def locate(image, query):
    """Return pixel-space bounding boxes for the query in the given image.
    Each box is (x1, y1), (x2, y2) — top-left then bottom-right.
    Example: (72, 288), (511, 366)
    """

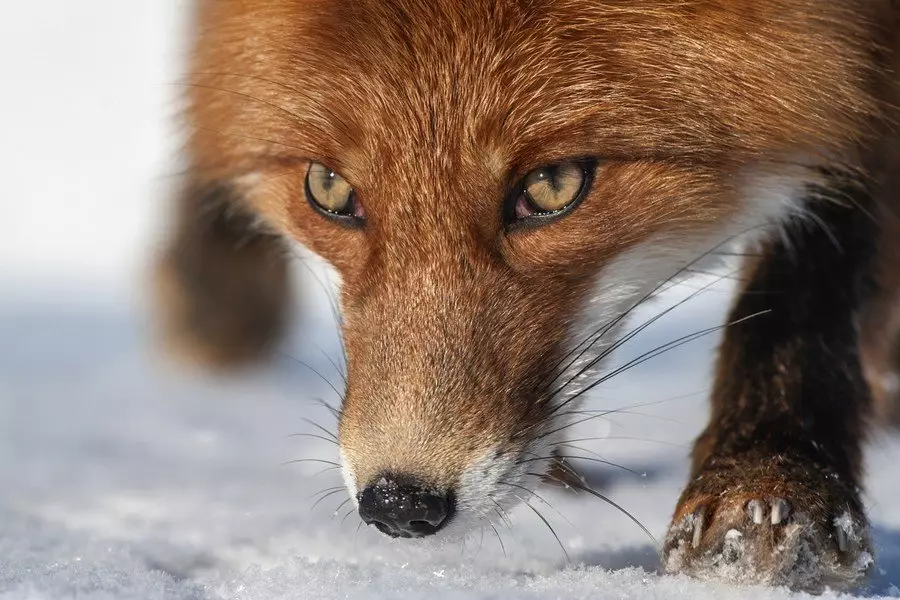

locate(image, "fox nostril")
(356, 475), (454, 538)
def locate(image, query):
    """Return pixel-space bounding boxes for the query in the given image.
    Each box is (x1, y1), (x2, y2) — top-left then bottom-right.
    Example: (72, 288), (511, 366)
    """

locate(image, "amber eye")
(305, 162), (364, 223)
(508, 160), (595, 226)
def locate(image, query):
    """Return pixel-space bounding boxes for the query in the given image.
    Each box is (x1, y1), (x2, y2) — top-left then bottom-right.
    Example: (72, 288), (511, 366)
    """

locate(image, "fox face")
(180, 0), (889, 539)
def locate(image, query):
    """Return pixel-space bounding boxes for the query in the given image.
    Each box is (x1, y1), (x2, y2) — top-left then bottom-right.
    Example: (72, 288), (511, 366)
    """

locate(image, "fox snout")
(334, 247), (585, 537)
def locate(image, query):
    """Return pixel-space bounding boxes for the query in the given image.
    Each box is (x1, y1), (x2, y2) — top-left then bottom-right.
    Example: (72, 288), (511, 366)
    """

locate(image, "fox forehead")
(190, 0), (880, 177)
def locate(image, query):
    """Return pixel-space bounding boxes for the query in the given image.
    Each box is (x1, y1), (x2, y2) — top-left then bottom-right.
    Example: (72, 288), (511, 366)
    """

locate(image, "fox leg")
(663, 173), (879, 592)
(154, 183), (292, 369)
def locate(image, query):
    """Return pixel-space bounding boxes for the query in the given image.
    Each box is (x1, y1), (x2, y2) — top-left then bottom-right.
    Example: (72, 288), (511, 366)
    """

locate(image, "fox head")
(181, 0), (890, 538)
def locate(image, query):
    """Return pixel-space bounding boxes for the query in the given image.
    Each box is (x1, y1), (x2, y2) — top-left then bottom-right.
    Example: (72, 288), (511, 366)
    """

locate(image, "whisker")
(308, 485), (345, 500)
(562, 436), (688, 449)
(285, 432), (338, 446)
(518, 496), (570, 563)
(307, 397), (341, 420)
(546, 268), (738, 411)
(498, 481), (576, 530)
(552, 390), (707, 425)
(541, 310), (769, 437)
(282, 458), (341, 467)
(312, 465), (343, 477)
(332, 497), (353, 520)
(491, 498), (514, 530)
(280, 354), (345, 401)
(557, 408), (687, 428)
(300, 417), (339, 442)
(490, 523), (507, 558)
(288, 248), (343, 330)
(529, 471), (659, 551)
(310, 488), (347, 512)
(519, 453), (643, 478)
(315, 342), (347, 386)
(535, 225), (765, 394)
(287, 249), (349, 369)
(340, 507), (357, 529)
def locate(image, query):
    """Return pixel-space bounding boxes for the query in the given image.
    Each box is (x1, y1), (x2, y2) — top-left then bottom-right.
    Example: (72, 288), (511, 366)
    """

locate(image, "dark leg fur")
(664, 174), (880, 591)
(154, 183), (292, 369)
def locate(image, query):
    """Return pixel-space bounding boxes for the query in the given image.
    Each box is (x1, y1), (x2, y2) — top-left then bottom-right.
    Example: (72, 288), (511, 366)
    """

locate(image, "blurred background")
(1, 3), (898, 599)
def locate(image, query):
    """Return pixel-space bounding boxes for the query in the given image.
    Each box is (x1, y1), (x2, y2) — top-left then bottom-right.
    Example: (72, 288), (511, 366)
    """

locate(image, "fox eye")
(508, 160), (595, 226)
(306, 162), (364, 223)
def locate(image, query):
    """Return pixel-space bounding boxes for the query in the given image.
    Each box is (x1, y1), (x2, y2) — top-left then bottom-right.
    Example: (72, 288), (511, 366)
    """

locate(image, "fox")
(155, 0), (900, 592)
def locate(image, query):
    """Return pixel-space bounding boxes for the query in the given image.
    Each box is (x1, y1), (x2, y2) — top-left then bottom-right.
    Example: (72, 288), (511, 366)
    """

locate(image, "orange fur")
(160, 0), (900, 585)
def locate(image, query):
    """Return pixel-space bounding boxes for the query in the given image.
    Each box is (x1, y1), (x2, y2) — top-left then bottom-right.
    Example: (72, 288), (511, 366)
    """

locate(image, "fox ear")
(153, 181), (293, 370)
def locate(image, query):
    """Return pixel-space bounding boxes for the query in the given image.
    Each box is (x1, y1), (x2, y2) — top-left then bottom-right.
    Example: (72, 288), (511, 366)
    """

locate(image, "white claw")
(692, 509), (705, 549)
(771, 499), (790, 525)
(836, 525), (848, 552)
(747, 499), (765, 525)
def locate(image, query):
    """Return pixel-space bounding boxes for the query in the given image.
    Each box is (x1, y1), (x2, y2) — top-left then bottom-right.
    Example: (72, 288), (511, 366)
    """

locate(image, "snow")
(2, 2), (900, 599)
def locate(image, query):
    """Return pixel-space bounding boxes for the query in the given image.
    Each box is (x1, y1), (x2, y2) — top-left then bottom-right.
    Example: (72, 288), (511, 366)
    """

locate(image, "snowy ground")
(2, 2), (900, 599)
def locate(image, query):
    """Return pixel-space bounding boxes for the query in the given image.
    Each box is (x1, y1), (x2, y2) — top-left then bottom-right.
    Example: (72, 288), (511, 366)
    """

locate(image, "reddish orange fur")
(162, 0), (900, 586)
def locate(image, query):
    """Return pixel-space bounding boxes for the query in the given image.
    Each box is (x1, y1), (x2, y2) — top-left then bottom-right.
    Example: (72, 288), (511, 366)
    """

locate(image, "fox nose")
(357, 475), (453, 538)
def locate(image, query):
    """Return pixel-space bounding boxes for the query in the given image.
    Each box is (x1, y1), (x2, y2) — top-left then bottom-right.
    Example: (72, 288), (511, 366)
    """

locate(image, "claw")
(771, 499), (791, 525)
(692, 508), (706, 549)
(836, 524), (848, 552)
(747, 499), (766, 525)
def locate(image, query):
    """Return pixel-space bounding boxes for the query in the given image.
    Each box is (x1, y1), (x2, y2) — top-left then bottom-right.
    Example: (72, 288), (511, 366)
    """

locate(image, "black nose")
(357, 475), (453, 538)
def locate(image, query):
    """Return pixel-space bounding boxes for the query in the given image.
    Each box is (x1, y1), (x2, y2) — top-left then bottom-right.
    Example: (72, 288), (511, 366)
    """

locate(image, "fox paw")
(663, 458), (873, 592)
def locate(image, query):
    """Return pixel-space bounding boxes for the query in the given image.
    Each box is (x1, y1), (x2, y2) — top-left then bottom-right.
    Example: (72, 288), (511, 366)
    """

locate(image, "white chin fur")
(339, 449), (360, 509)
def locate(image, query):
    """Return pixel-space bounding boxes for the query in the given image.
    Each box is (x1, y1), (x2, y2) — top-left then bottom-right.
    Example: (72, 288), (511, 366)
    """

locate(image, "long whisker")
(332, 497), (353, 519)
(556, 408), (687, 427)
(287, 249), (349, 370)
(552, 390), (707, 425)
(308, 485), (345, 500)
(529, 471), (659, 551)
(519, 453), (644, 478)
(545, 268), (737, 409)
(312, 465), (343, 477)
(491, 498), (514, 530)
(300, 417), (339, 442)
(490, 523), (507, 558)
(542, 310), (770, 436)
(280, 354), (345, 401)
(288, 249), (343, 331)
(315, 342), (347, 386)
(308, 397), (341, 420)
(340, 507), (357, 529)
(282, 458), (341, 467)
(285, 432), (338, 446)
(310, 488), (347, 512)
(535, 225), (764, 394)
(561, 436), (688, 449)
(498, 481), (576, 530)
(512, 494), (570, 563)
